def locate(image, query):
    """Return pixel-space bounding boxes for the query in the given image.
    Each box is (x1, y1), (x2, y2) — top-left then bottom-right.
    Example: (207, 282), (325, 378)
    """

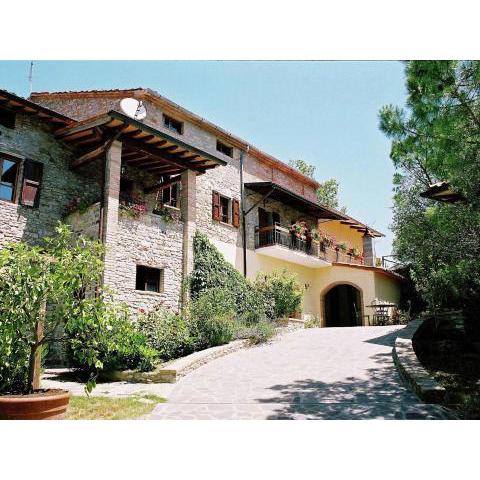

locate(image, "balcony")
(254, 224), (365, 268)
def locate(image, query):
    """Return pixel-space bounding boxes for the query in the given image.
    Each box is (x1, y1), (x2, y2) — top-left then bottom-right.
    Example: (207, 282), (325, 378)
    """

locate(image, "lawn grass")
(66, 393), (166, 420)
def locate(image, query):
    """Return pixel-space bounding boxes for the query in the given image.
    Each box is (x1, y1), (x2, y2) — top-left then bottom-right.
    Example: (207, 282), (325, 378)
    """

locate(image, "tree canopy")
(288, 159), (345, 211)
(379, 61), (480, 331)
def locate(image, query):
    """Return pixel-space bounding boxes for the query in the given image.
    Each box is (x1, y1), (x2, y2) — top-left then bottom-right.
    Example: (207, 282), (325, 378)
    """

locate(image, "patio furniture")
(366, 303), (396, 326)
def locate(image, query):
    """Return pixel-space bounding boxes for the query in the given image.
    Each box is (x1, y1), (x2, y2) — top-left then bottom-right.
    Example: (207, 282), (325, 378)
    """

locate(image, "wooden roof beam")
(144, 174), (182, 194)
(124, 138), (202, 172)
(71, 142), (107, 169)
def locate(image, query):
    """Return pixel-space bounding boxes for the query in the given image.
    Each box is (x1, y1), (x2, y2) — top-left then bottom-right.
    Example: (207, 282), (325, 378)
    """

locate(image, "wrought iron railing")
(254, 224), (364, 265)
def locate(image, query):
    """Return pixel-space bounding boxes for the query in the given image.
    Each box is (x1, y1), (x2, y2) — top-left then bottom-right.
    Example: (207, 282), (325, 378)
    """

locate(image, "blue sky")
(0, 60), (407, 257)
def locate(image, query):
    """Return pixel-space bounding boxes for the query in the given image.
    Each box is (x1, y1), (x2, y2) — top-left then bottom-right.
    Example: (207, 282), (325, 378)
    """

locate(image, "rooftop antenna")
(28, 61), (34, 96)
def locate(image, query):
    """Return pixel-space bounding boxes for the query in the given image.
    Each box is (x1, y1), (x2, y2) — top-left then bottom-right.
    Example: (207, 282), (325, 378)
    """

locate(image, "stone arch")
(320, 281), (365, 327)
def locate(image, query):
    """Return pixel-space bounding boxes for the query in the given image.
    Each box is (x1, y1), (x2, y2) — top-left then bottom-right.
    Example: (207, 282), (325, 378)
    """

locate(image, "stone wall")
(31, 94), (319, 250)
(109, 213), (184, 313)
(64, 202), (101, 239)
(0, 113), (99, 248)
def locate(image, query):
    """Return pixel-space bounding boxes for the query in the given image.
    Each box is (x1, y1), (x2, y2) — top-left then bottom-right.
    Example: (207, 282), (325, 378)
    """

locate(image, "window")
(161, 182), (179, 208)
(0, 157), (19, 202)
(216, 140), (233, 158)
(220, 195), (230, 223)
(163, 114), (183, 135)
(212, 191), (240, 227)
(135, 266), (164, 293)
(0, 107), (16, 129)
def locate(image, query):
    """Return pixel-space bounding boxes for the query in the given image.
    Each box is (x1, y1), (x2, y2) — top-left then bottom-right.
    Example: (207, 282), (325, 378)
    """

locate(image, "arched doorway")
(324, 284), (362, 327)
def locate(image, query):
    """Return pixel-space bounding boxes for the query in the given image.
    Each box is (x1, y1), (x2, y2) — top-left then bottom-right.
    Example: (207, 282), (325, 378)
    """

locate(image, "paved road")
(150, 325), (452, 420)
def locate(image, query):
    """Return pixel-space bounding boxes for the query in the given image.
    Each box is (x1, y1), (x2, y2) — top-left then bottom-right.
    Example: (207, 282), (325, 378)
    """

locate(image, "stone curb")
(393, 318), (446, 404)
(101, 339), (249, 384)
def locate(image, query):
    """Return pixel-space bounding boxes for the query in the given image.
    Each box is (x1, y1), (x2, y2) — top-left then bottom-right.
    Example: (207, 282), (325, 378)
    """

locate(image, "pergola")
(55, 110), (227, 182)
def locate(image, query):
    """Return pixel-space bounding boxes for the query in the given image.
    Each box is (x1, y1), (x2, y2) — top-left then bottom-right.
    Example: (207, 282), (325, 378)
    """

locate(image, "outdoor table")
(366, 303), (397, 326)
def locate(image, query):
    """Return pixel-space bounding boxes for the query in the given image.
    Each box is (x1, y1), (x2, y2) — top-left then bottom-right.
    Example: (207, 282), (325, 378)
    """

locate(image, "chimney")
(362, 229), (375, 266)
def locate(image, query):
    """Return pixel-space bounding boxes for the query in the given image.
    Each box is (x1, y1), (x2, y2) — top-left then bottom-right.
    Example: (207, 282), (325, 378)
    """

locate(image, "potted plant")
(0, 224), (106, 420)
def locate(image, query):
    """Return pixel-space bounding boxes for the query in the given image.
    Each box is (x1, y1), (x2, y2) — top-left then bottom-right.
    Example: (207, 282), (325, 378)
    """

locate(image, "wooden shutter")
(21, 159), (43, 208)
(232, 198), (240, 227)
(212, 191), (221, 221)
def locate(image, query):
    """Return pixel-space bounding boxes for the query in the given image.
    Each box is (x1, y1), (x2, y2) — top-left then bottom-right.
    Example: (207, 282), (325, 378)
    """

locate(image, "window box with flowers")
(119, 192), (147, 219)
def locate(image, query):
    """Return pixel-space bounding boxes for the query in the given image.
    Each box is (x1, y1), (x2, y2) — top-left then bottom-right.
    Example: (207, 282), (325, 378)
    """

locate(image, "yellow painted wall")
(374, 272), (401, 305)
(213, 239), (401, 326)
(318, 219), (364, 251)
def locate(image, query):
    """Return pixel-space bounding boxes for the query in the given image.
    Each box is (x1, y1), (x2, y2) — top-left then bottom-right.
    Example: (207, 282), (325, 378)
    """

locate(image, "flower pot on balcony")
(0, 389), (71, 420)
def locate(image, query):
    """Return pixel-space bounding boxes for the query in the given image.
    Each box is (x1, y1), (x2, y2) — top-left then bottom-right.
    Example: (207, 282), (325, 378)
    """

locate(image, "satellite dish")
(120, 98), (147, 120)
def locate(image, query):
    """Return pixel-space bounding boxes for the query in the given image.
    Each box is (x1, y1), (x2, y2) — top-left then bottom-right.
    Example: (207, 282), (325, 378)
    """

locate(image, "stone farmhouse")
(0, 88), (402, 327)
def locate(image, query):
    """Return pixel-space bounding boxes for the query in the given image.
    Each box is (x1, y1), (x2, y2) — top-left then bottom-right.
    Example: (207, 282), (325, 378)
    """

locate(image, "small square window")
(163, 114), (183, 135)
(135, 266), (164, 293)
(216, 140), (233, 158)
(220, 195), (230, 223)
(0, 157), (19, 202)
(0, 107), (16, 129)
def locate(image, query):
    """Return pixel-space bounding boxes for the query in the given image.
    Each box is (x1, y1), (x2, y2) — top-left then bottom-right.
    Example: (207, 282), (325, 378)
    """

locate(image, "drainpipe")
(240, 145), (250, 277)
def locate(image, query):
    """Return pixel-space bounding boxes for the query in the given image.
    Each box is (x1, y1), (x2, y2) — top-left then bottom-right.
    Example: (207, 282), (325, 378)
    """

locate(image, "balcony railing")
(254, 224), (365, 266)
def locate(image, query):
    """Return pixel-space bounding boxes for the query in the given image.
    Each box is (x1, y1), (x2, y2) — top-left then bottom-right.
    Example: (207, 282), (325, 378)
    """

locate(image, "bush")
(137, 305), (194, 361)
(254, 269), (304, 320)
(235, 282), (271, 325)
(188, 288), (236, 349)
(236, 320), (276, 345)
(65, 295), (158, 374)
(304, 315), (321, 328)
(189, 231), (267, 324)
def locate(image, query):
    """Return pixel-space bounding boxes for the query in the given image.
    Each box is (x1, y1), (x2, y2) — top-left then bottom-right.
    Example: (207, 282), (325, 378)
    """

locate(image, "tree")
(289, 159), (346, 212)
(288, 158), (316, 178)
(316, 178), (347, 213)
(379, 61), (480, 334)
(0, 224), (106, 394)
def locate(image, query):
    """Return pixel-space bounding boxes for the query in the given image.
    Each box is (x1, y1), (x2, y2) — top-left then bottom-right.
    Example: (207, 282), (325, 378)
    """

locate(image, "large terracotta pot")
(0, 389), (71, 420)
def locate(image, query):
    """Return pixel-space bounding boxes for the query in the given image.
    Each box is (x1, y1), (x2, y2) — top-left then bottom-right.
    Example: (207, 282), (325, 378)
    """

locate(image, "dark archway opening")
(324, 284), (362, 327)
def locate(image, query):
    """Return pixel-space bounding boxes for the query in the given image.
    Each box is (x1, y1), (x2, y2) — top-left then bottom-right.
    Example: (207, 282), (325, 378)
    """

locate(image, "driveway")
(150, 326), (452, 420)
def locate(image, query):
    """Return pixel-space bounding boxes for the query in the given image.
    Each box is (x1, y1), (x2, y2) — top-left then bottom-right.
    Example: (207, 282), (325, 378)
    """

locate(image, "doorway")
(324, 284), (362, 327)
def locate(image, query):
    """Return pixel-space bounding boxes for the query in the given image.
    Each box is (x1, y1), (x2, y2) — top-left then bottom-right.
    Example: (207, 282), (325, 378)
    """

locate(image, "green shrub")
(236, 320), (276, 345)
(254, 269), (304, 320)
(235, 282), (271, 325)
(136, 305), (194, 361)
(188, 288), (236, 348)
(304, 315), (321, 328)
(189, 231), (267, 323)
(65, 295), (158, 374)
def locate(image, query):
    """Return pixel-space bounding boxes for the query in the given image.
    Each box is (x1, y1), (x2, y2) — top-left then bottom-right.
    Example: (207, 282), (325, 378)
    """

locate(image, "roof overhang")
(245, 181), (384, 237)
(55, 110), (227, 176)
(0, 89), (72, 128)
(245, 181), (345, 220)
(420, 181), (465, 203)
(31, 88), (320, 189)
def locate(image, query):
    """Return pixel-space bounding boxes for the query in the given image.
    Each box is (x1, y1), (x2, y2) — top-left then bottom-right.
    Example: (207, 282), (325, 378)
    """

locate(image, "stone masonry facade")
(0, 113), (99, 248)
(6, 89), (376, 317)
